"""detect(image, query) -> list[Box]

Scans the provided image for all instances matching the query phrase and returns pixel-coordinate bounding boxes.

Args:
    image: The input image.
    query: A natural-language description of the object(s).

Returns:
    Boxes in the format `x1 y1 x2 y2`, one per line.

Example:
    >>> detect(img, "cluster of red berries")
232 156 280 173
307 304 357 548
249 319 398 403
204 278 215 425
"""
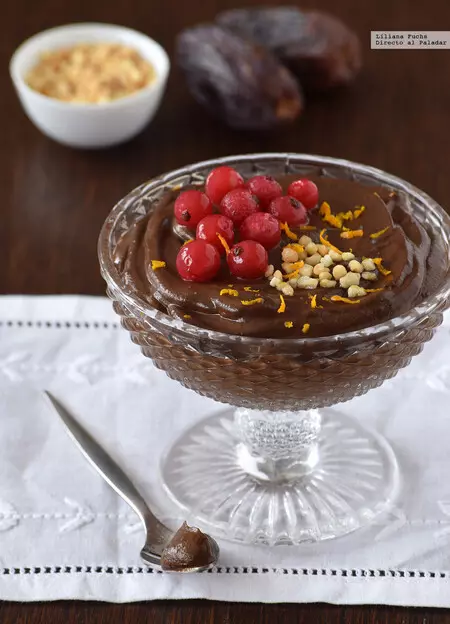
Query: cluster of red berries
174 166 319 282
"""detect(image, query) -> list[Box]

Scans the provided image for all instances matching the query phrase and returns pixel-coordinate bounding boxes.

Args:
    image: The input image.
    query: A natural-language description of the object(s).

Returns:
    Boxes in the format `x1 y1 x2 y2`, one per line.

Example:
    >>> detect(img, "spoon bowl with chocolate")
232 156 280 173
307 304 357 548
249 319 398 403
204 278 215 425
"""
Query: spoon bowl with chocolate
99 154 450 545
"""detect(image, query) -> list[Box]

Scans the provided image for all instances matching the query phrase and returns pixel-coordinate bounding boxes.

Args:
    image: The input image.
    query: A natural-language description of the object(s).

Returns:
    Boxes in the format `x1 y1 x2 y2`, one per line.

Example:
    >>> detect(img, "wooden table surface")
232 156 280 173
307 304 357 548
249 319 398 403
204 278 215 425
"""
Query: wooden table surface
2 0 449 620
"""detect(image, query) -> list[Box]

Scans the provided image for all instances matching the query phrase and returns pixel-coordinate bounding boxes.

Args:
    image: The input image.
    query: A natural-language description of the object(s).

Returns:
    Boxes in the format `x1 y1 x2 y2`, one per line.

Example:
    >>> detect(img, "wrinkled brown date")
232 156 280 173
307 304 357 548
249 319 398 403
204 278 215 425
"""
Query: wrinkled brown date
176 25 303 130
217 7 362 92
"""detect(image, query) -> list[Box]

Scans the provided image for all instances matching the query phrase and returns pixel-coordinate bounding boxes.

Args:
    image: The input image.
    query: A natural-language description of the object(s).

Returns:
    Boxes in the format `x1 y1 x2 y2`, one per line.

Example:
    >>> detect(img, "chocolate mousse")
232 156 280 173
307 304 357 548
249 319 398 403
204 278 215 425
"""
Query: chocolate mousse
160 522 217 572
113 173 446 338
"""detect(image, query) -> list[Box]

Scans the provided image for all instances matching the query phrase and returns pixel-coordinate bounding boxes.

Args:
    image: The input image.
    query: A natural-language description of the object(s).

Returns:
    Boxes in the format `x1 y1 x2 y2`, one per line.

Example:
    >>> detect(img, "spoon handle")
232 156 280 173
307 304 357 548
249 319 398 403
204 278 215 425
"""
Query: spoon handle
44 391 172 547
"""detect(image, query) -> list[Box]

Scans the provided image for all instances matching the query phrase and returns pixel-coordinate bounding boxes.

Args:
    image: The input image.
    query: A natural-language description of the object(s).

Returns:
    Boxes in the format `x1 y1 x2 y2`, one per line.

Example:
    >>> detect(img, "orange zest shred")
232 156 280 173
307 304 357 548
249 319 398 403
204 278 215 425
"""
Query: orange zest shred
286 243 305 254
241 297 263 306
151 260 166 270
299 225 317 231
277 294 286 313
243 286 260 293
330 296 361 304
183 314 191 319
283 261 304 278
182 239 194 246
280 222 298 240
319 229 343 255
340 229 364 239
302 323 310 334
366 288 385 293
372 258 392 275
373 192 381 199
217 233 231 255
228 284 234 288
310 294 318 309
352 205 366 219
319 201 342 228
339 209 355 222
219 288 239 297
370 226 390 239
284 321 294 328
388 191 396 198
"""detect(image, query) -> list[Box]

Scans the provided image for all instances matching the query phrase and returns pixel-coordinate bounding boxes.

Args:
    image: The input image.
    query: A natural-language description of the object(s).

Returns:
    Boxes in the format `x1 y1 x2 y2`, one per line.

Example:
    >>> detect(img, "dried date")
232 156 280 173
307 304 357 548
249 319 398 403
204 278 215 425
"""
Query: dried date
176 25 303 130
217 7 362 92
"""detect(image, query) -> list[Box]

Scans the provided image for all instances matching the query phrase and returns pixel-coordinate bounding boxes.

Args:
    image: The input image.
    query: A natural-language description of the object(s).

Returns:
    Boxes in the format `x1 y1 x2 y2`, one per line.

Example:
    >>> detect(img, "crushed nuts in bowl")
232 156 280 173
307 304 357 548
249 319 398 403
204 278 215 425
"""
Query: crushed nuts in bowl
10 23 170 148
26 42 157 104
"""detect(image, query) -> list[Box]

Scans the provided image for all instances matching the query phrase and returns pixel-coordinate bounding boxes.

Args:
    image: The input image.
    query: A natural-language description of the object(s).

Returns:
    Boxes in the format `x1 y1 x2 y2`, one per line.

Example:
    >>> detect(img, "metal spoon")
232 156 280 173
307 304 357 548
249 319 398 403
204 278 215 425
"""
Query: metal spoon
44 391 219 573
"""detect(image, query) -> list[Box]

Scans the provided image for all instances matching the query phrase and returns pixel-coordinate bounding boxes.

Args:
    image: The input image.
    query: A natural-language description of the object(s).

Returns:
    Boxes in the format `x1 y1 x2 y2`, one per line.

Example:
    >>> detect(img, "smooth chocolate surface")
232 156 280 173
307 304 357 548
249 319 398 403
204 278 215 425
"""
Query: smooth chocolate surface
114 176 446 338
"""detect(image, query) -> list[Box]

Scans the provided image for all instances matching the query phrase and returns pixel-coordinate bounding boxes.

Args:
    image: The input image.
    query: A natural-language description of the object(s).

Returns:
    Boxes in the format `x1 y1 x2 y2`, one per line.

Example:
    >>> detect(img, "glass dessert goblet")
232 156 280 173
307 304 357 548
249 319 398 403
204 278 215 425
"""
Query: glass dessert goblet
99 154 450 545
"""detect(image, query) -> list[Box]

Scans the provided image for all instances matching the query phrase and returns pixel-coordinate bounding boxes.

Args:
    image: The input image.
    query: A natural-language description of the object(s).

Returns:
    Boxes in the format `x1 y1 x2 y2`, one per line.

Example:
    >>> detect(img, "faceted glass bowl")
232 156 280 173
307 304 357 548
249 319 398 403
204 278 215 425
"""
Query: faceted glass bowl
98 154 450 545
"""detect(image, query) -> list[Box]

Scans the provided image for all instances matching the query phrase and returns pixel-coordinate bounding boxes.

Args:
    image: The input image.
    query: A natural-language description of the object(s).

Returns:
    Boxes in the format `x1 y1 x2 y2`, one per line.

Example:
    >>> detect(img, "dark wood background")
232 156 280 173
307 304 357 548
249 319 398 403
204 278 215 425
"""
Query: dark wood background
2 0 449 620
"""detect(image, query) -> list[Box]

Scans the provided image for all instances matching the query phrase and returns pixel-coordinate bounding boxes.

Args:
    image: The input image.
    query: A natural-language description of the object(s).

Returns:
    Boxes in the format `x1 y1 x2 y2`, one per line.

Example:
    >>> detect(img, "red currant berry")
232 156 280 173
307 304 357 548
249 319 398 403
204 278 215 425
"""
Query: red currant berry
239 213 281 250
287 179 319 210
205 166 245 205
227 240 268 279
246 175 283 210
196 214 234 254
220 188 260 225
174 190 213 227
176 240 221 282
268 196 308 226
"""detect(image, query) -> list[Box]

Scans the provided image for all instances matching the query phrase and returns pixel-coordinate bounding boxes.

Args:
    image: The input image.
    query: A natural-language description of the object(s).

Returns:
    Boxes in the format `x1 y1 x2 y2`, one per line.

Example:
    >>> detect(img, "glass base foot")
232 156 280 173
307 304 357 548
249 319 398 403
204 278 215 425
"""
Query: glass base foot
161 409 399 546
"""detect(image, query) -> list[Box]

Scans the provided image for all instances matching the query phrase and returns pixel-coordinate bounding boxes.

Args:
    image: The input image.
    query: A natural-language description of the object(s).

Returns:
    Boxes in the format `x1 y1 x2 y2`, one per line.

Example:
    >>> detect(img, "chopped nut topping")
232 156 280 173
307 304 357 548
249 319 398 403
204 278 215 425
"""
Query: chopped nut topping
297 276 319 289
320 279 337 288
305 242 318 255
348 260 363 273
270 276 282 288
265 264 275 278
362 258 376 271
299 235 313 246
339 272 360 289
341 252 355 262
298 265 314 277
362 271 377 281
348 285 366 298
313 263 326 276
305 253 322 266
26 43 156 103
321 254 334 268
282 247 299 263
332 265 347 280
281 284 294 296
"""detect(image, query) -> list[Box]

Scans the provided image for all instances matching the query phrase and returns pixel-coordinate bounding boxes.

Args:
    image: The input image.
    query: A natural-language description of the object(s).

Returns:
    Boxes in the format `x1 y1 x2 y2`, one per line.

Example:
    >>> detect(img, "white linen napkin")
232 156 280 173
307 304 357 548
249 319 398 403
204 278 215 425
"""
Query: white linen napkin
1 295 450 605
